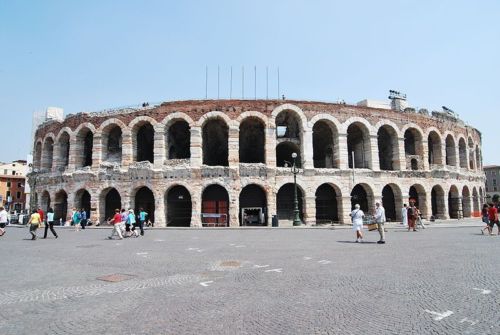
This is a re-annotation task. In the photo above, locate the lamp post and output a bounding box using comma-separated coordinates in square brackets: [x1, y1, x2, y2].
[291, 152, 301, 226]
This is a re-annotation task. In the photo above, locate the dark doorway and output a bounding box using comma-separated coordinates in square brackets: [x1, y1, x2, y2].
[43, 138, 54, 170]
[59, 132, 70, 168]
[428, 131, 442, 166]
[167, 186, 192, 227]
[313, 122, 336, 168]
[448, 186, 460, 219]
[104, 188, 121, 221]
[382, 185, 396, 221]
[202, 184, 229, 226]
[315, 184, 338, 224]
[276, 142, 301, 168]
[105, 126, 122, 163]
[239, 118, 265, 163]
[351, 184, 369, 212]
[75, 189, 91, 220]
[347, 123, 369, 169]
[445, 135, 456, 166]
[239, 184, 267, 226]
[203, 119, 228, 166]
[136, 123, 154, 163]
[277, 183, 304, 221]
[404, 129, 417, 155]
[167, 121, 191, 159]
[41, 191, 51, 212]
[83, 131, 93, 167]
[54, 190, 68, 223]
[134, 187, 155, 223]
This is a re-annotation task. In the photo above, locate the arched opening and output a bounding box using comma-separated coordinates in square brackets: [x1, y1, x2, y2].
[377, 125, 398, 171]
[404, 128, 423, 170]
[411, 159, 418, 171]
[475, 146, 481, 170]
[101, 188, 121, 222]
[42, 138, 54, 170]
[40, 191, 51, 212]
[58, 132, 70, 169]
[167, 120, 191, 159]
[409, 184, 427, 217]
[75, 189, 91, 220]
[468, 138, 475, 170]
[445, 135, 457, 166]
[134, 122, 154, 163]
[239, 184, 267, 226]
[313, 121, 338, 168]
[448, 185, 460, 219]
[315, 184, 338, 224]
[428, 131, 443, 167]
[472, 187, 480, 216]
[134, 187, 155, 223]
[54, 190, 68, 223]
[276, 142, 301, 168]
[103, 125, 122, 163]
[276, 110, 302, 167]
[277, 183, 304, 222]
[479, 187, 484, 206]
[382, 185, 397, 221]
[202, 184, 229, 226]
[350, 184, 373, 213]
[239, 118, 265, 163]
[347, 123, 370, 169]
[462, 186, 471, 218]
[431, 185, 446, 218]
[166, 185, 192, 227]
[458, 138, 467, 169]
[34, 141, 42, 170]
[202, 119, 228, 166]
[75, 128, 93, 168]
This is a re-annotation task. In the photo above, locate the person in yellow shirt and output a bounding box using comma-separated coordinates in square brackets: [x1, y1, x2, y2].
[28, 209, 41, 240]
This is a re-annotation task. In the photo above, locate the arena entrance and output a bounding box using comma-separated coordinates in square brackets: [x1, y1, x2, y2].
[102, 188, 121, 222]
[431, 185, 445, 218]
[277, 183, 304, 222]
[315, 184, 338, 224]
[202, 185, 229, 226]
[448, 185, 460, 219]
[382, 185, 396, 221]
[54, 190, 68, 223]
[134, 187, 155, 223]
[75, 189, 91, 221]
[350, 184, 372, 212]
[166, 186, 192, 227]
[239, 184, 267, 226]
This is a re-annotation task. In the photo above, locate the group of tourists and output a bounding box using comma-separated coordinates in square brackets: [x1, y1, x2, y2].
[350, 199, 425, 244]
[70, 208, 89, 231]
[107, 208, 148, 240]
[26, 206, 58, 240]
[481, 203, 500, 235]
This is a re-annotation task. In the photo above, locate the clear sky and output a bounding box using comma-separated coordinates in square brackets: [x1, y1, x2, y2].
[0, 0, 498, 164]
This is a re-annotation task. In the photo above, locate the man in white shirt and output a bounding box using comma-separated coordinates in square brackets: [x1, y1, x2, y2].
[401, 204, 408, 227]
[0, 206, 8, 236]
[375, 202, 386, 244]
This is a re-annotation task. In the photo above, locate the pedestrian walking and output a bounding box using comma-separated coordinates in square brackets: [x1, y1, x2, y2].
[37, 207, 45, 226]
[374, 202, 386, 244]
[401, 204, 408, 227]
[128, 209, 139, 237]
[80, 209, 87, 230]
[137, 208, 147, 236]
[350, 204, 364, 243]
[108, 209, 123, 240]
[488, 203, 499, 235]
[43, 207, 58, 239]
[415, 207, 426, 230]
[72, 208, 81, 231]
[481, 204, 491, 235]
[121, 209, 130, 236]
[0, 206, 8, 236]
[28, 209, 42, 240]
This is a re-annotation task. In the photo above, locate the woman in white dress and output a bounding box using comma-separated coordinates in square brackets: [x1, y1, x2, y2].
[350, 204, 365, 242]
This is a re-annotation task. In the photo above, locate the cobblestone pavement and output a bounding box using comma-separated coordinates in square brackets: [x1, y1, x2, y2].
[0, 224, 498, 335]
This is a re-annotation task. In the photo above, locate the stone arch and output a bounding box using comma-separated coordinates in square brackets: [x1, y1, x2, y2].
[462, 186, 472, 218]
[445, 134, 457, 167]
[40, 190, 51, 212]
[427, 130, 443, 167]
[99, 187, 122, 223]
[41, 135, 55, 170]
[458, 137, 467, 169]
[346, 121, 372, 169]
[166, 120, 191, 160]
[54, 189, 68, 223]
[101, 121, 124, 164]
[403, 126, 424, 170]
[74, 189, 91, 220]
[201, 184, 230, 226]
[34, 141, 43, 170]
[56, 130, 71, 169]
[382, 183, 403, 221]
[202, 117, 229, 166]
[431, 185, 446, 219]
[377, 124, 399, 171]
[131, 119, 155, 163]
[468, 137, 475, 170]
[161, 112, 195, 128]
[239, 116, 266, 164]
[132, 186, 156, 223]
[270, 104, 307, 129]
[409, 184, 428, 217]
[239, 184, 268, 226]
[277, 183, 305, 223]
[236, 111, 269, 127]
[197, 111, 233, 128]
[275, 108, 305, 168]
[315, 183, 340, 224]
[448, 185, 460, 219]
[74, 125, 95, 168]
[313, 119, 339, 169]
[165, 184, 193, 227]
[350, 183, 374, 213]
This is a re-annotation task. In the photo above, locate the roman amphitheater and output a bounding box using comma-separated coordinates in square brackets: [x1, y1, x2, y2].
[30, 97, 485, 227]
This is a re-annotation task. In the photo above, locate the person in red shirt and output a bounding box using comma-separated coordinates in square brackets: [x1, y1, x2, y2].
[107, 209, 123, 240]
[487, 204, 499, 236]
[37, 207, 45, 223]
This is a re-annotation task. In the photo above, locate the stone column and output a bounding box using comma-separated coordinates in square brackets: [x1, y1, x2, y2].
[398, 137, 407, 171]
[229, 187, 240, 227]
[121, 131, 133, 168]
[340, 196, 353, 225]
[153, 125, 165, 169]
[265, 128, 277, 167]
[422, 140, 430, 171]
[67, 137, 78, 171]
[190, 188, 202, 227]
[90, 193, 100, 224]
[303, 129, 314, 169]
[267, 188, 277, 226]
[228, 125, 239, 168]
[92, 133, 103, 169]
[154, 192, 166, 227]
[338, 133, 349, 170]
[454, 145, 461, 172]
[52, 142, 61, 172]
[369, 134, 379, 171]
[303, 193, 316, 226]
[190, 126, 202, 168]
[438, 193, 449, 220]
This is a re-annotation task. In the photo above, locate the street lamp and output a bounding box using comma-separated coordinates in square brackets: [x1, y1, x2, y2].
[291, 152, 301, 226]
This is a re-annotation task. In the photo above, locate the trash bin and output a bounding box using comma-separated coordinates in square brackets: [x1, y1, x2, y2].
[272, 215, 278, 227]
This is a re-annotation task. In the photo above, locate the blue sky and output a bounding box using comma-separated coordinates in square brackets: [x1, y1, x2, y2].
[0, 0, 498, 164]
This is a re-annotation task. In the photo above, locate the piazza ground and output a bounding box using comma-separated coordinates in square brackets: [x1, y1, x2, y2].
[0, 221, 498, 335]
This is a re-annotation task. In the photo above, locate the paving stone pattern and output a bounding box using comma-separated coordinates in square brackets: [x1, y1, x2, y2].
[0, 226, 498, 334]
